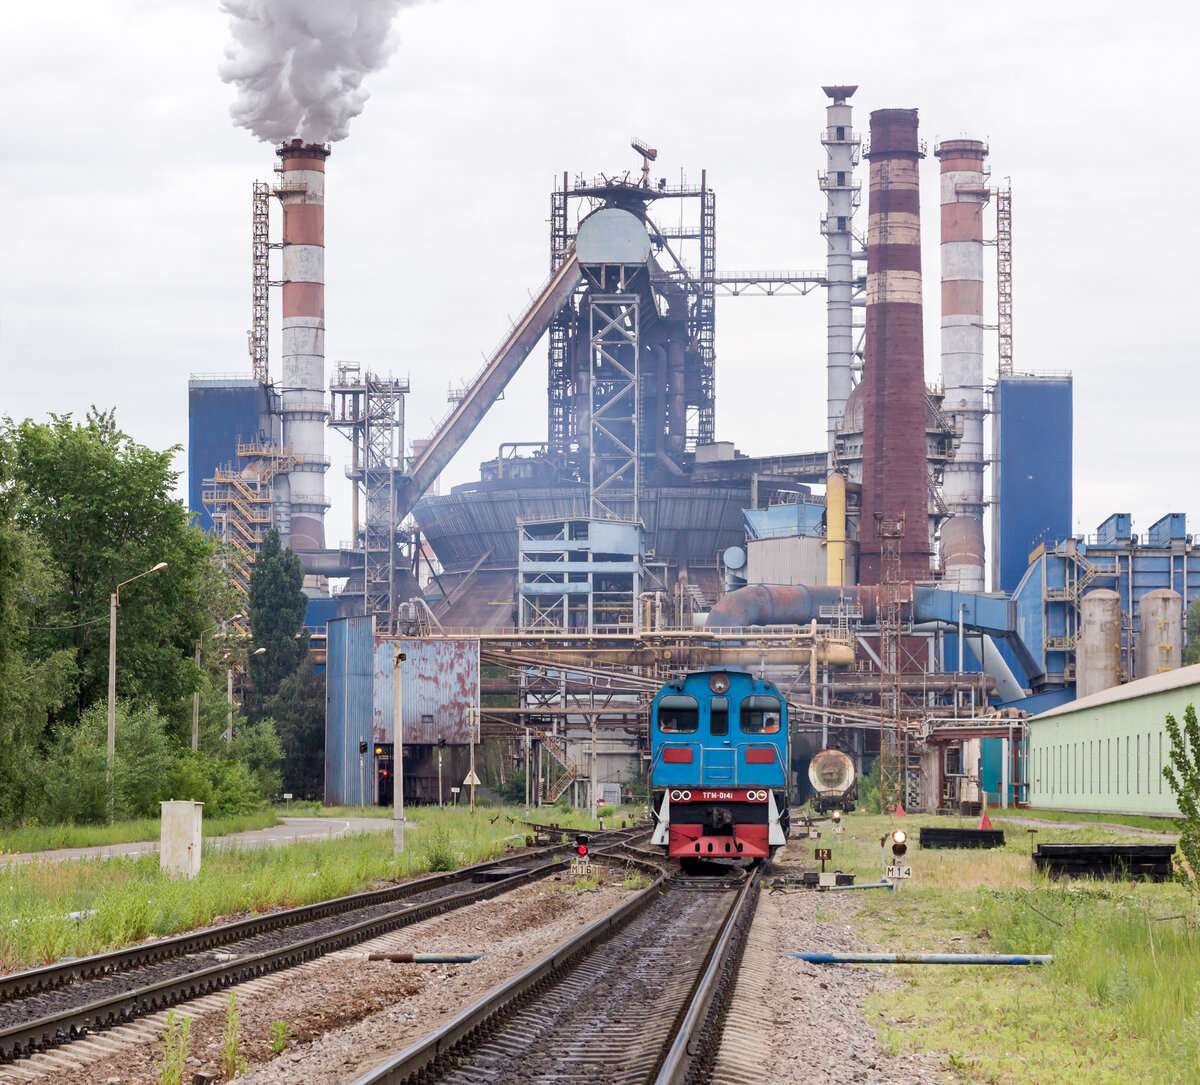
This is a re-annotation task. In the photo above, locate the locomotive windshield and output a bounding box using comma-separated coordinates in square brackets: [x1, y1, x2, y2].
[740, 695, 782, 734]
[710, 696, 729, 736]
[657, 694, 699, 733]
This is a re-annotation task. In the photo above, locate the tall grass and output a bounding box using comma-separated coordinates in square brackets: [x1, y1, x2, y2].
[0, 808, 531, 973]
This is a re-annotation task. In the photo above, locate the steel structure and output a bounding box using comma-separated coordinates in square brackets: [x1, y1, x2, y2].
[251, 181, 271, 385]
[996, 184, 1013, 376]
[935, 139, 990, 592]
[820, 86, 863, 460]
[329, 363, 411, 631]
[546, 170, 716, 473]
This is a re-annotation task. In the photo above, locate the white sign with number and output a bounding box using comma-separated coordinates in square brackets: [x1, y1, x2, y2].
[570, 858, 592, 877]
[886, 865, 912, 879]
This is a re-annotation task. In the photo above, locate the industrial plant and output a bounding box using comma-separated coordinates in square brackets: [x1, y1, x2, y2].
[188, 86, 1198, 814]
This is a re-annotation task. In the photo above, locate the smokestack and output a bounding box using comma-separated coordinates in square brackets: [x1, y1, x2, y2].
[275, 139, 331, 552]
[934, 139, 989, 591]
[820, 86, 861, 463]
[858, 109, 928, 584]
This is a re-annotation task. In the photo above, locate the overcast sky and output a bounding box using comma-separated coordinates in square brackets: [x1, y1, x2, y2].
[3, 0, 1197, 559]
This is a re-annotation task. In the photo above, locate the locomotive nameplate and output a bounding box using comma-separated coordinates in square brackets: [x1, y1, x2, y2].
[670, 789, 769, 802]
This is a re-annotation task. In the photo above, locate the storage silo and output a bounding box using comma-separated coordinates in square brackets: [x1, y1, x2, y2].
[1137, 588, 1182, 679]
[1076, 589, 1122, 697]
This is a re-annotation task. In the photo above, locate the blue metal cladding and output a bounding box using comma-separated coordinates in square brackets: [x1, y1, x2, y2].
[187, 380, 268, 534]
[325, 615, 376, 805]
[650, 672, 788, 789]
[994, 376, 1072, 594]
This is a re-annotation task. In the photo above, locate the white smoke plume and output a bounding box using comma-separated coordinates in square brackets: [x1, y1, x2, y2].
[220, 0, 411, 144]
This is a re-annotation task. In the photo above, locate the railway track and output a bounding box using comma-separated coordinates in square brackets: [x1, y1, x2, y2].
[350, 863, 760, 1085]
[0, 829, 647, 1064]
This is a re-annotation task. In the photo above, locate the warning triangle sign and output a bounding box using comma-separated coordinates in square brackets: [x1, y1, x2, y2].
[463, 771, 481, 786]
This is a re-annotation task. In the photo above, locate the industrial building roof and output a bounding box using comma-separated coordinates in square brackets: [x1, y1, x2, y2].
[1033, 663, 1200, 721]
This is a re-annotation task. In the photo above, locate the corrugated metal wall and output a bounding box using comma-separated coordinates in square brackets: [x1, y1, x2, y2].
[187, 380, 270, 533]
[1028, 682, 1191, 816]
[746, 537, 827, 586]
[994, 376, 1072, 593]
[325, 617, 481, 804]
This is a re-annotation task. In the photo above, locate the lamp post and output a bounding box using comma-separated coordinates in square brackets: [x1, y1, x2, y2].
[225, 646, 266, 743]
[193, 613, 242, 751]
[107, 561, 168, 824]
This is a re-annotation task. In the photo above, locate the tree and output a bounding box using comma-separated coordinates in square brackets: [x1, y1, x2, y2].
[5, 409, 231, 729]
[246, 530, 308, 715]
[1184, 600, 1200, 666]
[263, 659, 325, 798]
[1163, 704, 1200, 891]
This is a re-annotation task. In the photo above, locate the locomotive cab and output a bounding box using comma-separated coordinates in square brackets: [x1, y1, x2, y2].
[649, 671, 790, 862]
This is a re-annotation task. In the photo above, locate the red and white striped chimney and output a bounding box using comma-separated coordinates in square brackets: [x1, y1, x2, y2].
[858, 109, 929, 584]
[934, 139, 989, 591]
[275, 139, 331, 552]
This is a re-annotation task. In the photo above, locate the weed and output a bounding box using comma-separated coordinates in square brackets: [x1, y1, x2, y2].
[154, 1010, 191, 1085]
[268, 1019, 291, 1054]
[220, 990, 247, 1080]
[620, 864, 651, 890]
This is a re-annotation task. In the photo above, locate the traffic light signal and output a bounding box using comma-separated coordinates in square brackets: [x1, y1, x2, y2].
[575, 834, 589, 857]
[832, 809, 842, 823]
[375, 745, 384, 756]
[359, 739, 368, 755]
[890, 829, 908, 859]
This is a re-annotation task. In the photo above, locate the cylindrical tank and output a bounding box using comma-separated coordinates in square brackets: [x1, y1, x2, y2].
[826, 472, 847, 587]
[808, 749, 856, 811]
[1077, 589, 1122, 697]
[1137, 589, 1182, 679]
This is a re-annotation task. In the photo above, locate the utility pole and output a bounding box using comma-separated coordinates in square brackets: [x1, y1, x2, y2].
[392, 648, 406, 856]
[468, 706, 478, 815]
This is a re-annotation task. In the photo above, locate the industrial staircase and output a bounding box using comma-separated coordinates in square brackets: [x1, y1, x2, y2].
[526, 724, 586, 804]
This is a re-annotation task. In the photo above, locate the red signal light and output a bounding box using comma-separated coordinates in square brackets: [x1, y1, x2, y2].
[575, 834, 589, 856]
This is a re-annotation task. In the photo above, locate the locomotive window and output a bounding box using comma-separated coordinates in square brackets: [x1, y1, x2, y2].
[657, 695, 699, 733]
[740, 695, 782, 734]
[710, 696, 729, 736]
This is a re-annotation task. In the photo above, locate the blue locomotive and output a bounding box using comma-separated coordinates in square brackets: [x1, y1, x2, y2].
[648, 670, 790, 861]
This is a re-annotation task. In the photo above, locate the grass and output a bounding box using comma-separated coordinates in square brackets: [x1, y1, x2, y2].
[793, 811, 1200, 1083]
[0, 810, 281, 856]
[0, 806, 535, 972]
[990, 807, 1181, 833]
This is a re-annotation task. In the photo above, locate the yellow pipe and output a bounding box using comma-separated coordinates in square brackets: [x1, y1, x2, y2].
[826, 471, 847, 587]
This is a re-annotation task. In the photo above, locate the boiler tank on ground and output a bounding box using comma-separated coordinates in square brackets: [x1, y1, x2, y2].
[808, 749, 857, 812]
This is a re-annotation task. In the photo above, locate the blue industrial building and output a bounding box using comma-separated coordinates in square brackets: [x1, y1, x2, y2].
[992, 374, 1072, 594]
[187, 377, 275, 534]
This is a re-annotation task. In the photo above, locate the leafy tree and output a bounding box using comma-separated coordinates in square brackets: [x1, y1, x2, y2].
[1184, 600, 1200, 666]
[246, 530, 309, 714]
[4, 409, 231, 729]
[1163, 704, 1200, 891]
[263, 659, 325, 798]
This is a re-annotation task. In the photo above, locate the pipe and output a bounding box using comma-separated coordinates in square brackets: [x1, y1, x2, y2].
[818, 881, 894, 892]
[825, 472, 847, 586]
[790, 952, 1052, 965]
[367, 953, 482, 964]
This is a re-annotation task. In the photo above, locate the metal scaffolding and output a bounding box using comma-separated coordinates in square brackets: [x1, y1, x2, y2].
[329, 364, 411, 631]
[996, 184, 1013, 376]
[250, 181, 271, 384]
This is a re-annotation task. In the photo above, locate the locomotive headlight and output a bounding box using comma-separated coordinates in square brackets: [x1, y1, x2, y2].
[708, 673, 731, 694]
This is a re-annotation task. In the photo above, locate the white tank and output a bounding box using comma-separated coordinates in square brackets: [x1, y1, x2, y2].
[1137, 588, 1182, 679]
[1077, 589, 1122, 697]
[808, 749, 855, 796]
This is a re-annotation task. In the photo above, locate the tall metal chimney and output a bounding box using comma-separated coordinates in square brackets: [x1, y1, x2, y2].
[275, 139, 331, 553]
[858, 109, 929, 584]
[820, 86, 861, 462]
[934, 139, 989, 591]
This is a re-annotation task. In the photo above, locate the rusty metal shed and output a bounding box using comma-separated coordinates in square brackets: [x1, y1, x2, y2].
[326, 615, 480, 805]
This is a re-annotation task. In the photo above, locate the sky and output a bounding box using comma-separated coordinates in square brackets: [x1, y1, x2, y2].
[2, 0, 1198, 560]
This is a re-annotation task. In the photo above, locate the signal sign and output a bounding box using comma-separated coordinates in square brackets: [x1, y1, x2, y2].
[814, 848, 833, 861]
[886, 865, 912, 879]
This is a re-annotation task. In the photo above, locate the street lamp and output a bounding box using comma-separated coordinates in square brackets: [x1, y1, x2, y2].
[107, 561, 168, 824]
[192, 613, 242, 751]
[225, 646, 266, 743]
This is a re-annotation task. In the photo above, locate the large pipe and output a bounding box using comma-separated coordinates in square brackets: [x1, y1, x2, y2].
[935, 139, 989, 591]
[276, 140, 332, 552]
[820, 86, 860, 462]
[825, 471, 848, 586]
[859, 109, 928, 584]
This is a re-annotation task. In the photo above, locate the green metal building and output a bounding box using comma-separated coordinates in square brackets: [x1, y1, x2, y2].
[1028, 664, 1198, 816]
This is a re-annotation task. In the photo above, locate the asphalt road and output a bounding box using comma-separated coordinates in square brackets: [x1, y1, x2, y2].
[0, 816, 399, 867]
